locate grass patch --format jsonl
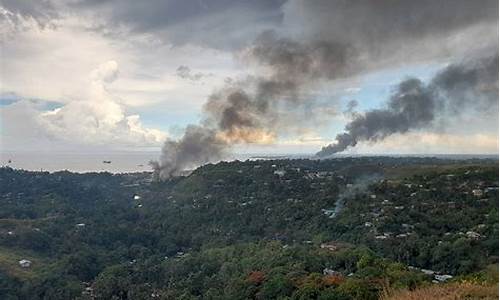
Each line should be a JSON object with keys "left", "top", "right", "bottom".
{"left": 0, "top": 246, "right": 47, "bottom": 280}
{"left": 383, "top": 282, "right": 499, "bottom": 300}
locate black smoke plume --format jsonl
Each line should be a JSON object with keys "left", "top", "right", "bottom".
{"left": 316, "top": 54, "right": 499, "bottom": 157}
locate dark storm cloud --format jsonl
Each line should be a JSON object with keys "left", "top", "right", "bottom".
{"left": 73, "top": 0, "right": 286, "bottom": 31}
{"left": 283, "top": 0, "right": 498, "bottom": 69}
{"left": 69, "top": 0, "right": 286, "bottom": 49}
{"left": 73, "top": 0, "right": 497, "bottom": 50}
{"left": 316, "top": 54, "right": 499, "bottom": 157}
{"left": 286, "top": 0, "right": 498, "bottom": 39}
{"left": 4, "top": 0, "right": 497, "bottom": 52}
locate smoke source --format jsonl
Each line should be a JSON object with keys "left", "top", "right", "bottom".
{"left": 150, "top": 125, "right": 227, "bottom": 180}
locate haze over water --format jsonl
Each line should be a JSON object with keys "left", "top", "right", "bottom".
{"left": 2, "top": 151, "right": 497, "bottom": 173}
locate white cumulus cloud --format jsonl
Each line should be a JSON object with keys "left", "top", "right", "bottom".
{"left": 1, "top": 61, "right": 167, "bottom": 150}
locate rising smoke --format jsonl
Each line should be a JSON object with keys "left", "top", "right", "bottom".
{"left": 150, "top": 125, "right": 227, "bottom": 180}
{"left": 152, "top": 0, "right": 498, "bottom": 179}
{"left": 316, "top": 54, "right": 499, "bottom": 157}
{"left": 152, "top": 31, "right": 355, "bottom": 179}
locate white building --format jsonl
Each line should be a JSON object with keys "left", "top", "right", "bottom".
{"left": 273, "top": 170, "right": 286, "bottom": 177}
{"left": 421, "top": 269, "right": 435, "bottom": 275}
{"left": 466, "top": 231, "right": 481, "bottom": 240}
{"left": 472, "top": 189, "right": 483, "bottom": 197}
{"left": 434, "top": 274, "right": 453, "bottom": 282}
{"left": 19, "top": 259, "right": 31, "bottom": 268}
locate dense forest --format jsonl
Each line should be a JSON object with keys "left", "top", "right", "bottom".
{"left": 0, "top": 157, "right": 497, "bottom": 299}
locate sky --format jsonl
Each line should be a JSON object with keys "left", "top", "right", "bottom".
{"left": 0, "top": 0, "right": 498, "bottom": 159}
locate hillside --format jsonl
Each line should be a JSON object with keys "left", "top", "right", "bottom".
{"left": 0, "top": 157, "right": 497, "bottom": 299}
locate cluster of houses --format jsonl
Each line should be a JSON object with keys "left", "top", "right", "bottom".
{"left": 343, "top": 173, "right": 498, "bottom": 243}
{"left": 317, "top": 241, "right": 454, "bottom": 284}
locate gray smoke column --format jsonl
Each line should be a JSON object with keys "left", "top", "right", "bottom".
{"left": 150, "top": 125, "right": 227, "bottom": 180}
{"left": 203, "top": 30, "right": 355, "bottom": 137}
{"left": 152, "top": 31, "right": 355, "bottom": 179}
{"left": 331, "top": 174, "right": 382, "bottom": 218}
{"left": 316, "top": 54, "right": 499, "bottom": 157}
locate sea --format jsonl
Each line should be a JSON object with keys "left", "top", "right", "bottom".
{"left": 0, "top": 151, "right": 497, "bottom": 174}
{"left": 0, "top": 151, "right": 297, "bottom": 173}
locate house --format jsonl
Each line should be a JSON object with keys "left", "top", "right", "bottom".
{"left": 321, "top": 209, "right": 335, "bottom": 218}
{"left": 273, "top": 169, "right": 286, "bottom": 177}
{"left": 320, "top": 243, "right": 338, "bottom": 251}
{"left": 434, "top": 274, "right": 453, "bottom": 282}
{"left": 83, "top": 287, "right": 94, "bottom": 295}
{"left": 402, "top": 223, "right": 414, "bottom": 230}
{"left": 364, "top": 222, "right": 373, "bottom": 227}
{"left": 19, "top": 259, "right": 31, "bottom": 268}
{"left": 175, "top": 251, "right": 187, "bottom": 258}
{"left": 323, "top": 268, "right": 341, "bottom": 276}
{"left": 133, "top": 195, "right": 141, "bottom": 200}
{"left": 472, "top": 189, "right": 483, "bottom": 197}
{"left": 466, "top": 231, "right": 481, "bottom": 240}
{"left": 421, "top": 269, "right": 435, "bottom": 275}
